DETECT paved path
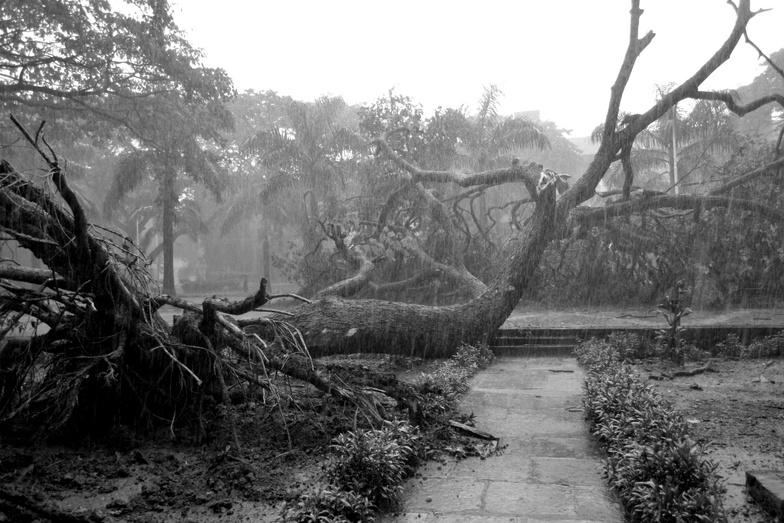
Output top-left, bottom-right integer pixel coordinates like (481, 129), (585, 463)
(382, 357), (623, 522)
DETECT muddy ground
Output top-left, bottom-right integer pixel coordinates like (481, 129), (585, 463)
(632, 357), (784, 523)
(0, 354), (480, 523)
(2, 305), (783, 522)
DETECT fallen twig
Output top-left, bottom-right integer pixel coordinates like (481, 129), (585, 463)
(449, 420), (497, 440)
(672, 364), (718, 377)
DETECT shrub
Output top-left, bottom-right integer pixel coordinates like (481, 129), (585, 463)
(605, 332), (654, 361)
(284, 342), (494, 521)
(285, 487), (376, 523)
(413, 342), (494, 425)
(577, 338), (727, 523)
(328, 420), (422, 508)
(715, 333), (743, 359)
(451, 341), (495, 369)
(744, 331), (784, 359)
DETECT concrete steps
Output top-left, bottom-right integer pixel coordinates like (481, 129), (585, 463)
(490, 330), (580, 356)
(489, 325), (784, 357)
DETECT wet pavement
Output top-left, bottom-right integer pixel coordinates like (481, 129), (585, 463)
(381, 357), (623, 522)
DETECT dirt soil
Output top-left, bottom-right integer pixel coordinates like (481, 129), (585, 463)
(0, 356), (420, 523)
(631, 357), (784, 523)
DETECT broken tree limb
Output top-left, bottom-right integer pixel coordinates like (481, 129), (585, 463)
(672, 363), (718, 377)
(449, 420), (497, 440)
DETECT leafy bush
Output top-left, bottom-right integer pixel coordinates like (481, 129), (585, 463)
(605, 332), (654, 361)
(451, 342), (495, 369)
(284, 342), (494, 521)
(285, 487), (376, 523)
(715, 331), (784, 359)
(577, 338), (727, 523)
(328, 420), (421, 508)
(715, 333), (743, 359)
(743, 331), (784, 359)
(283, 420), (421, 522)
(413, 342), (494, 424)
(415, 361), (470, 396)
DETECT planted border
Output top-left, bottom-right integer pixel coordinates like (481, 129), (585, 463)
(575, 338), (727, 523)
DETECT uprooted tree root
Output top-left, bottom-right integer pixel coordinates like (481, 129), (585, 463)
(0, 119), (414, 448)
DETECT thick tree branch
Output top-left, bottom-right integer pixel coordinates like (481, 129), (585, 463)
(575, 194), (784, 228)
(559, 0), (756, 215)
(373, 135), (541, 197)
(314, 225), (385, 299)
(710, 155), (784, 195)
(692, 90), (784, 117)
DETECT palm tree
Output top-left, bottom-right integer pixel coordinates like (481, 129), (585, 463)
(593, 96), (740, 196)
(219, 93), (365, 289)
(104, 97), (231, 294)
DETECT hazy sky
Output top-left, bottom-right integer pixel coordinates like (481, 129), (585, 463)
(172, 1), (783, 137)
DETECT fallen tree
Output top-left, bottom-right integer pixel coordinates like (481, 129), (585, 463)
(0, 120), (405, 437)
(271, 0), (784, 353)
(1, 0), (783, 439)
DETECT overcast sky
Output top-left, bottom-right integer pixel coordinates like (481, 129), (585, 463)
(172, 1), (783, 137)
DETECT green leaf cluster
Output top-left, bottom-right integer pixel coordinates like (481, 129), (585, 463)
(576, 339), (727, 522)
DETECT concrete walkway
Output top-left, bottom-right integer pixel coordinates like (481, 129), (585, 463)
(382, 357), (623, 522)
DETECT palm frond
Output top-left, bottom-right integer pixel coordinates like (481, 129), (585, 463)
(220, 193), (262, 236)
(181, 139), (227, 201)
(476, 85), (502, 131)
(175, 199), (209, 241)
(104, 148), (153, 220)
(490, 116), (550, 152)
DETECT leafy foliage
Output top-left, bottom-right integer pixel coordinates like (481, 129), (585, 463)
(576, 339), (727, 523)
(282, 342), (494, 522)
(413, 342), (494, 425)
(328, 420), (422, 508)
(0, 0), (235, 144)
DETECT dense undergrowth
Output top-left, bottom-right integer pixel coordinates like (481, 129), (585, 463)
(575, 337), (727, 523)
(283, 342), (495, 522)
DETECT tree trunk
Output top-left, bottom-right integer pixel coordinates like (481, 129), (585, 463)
(162, 168), (177, 295)
(261, 229), (271, 281)
(283, 184), (557, 358)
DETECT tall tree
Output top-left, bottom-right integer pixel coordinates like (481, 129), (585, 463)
(220, 92), (365, 294)
(103, 94), (233, 294)
(0, 0), (234, 143)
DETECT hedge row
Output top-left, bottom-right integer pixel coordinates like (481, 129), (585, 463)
(575, 338), (727, 523)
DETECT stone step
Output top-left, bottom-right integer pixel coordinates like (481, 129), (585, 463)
(490, 344), (576, 357)
(493, 335), (580, 347)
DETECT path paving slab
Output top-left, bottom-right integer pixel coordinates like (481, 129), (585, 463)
(746, 470), (784, 522)
(381, 357), (623, 522)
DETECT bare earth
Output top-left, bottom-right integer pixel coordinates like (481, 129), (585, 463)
(635, 358), (784, 523)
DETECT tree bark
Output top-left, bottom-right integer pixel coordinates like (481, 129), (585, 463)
(161, 168), (177, 295)
(282, 184), (556, 358)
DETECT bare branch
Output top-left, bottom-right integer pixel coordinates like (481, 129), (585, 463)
(575, 194), (784, 228)
(711, 156), (784, 195)
(692, 90), (784, 117)
(373, 135), (542, 197)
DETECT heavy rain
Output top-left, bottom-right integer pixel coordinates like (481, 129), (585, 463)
(1, 1), (783, 522)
